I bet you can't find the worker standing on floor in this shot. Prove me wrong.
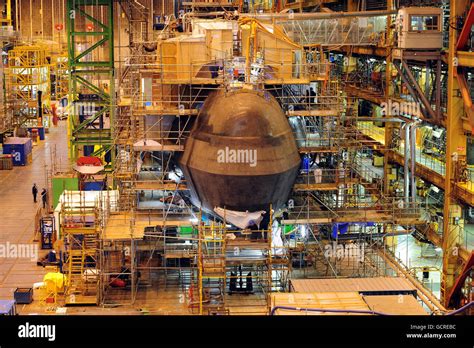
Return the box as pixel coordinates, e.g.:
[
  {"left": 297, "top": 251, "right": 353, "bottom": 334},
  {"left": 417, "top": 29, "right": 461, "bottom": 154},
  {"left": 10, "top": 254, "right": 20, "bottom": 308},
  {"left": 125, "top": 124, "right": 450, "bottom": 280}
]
[
  {"left": 32, "top": 184, "right": 38, "bottom": 203},
  {"left": 41, "top": 188, "right": 48, "bottom": 209}
]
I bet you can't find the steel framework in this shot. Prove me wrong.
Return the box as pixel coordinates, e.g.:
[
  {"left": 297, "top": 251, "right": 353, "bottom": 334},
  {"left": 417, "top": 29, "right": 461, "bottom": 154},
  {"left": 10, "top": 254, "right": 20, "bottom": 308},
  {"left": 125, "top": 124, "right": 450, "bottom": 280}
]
[{"left": 67, "top": 0, "right": 115, "bottom": 167}]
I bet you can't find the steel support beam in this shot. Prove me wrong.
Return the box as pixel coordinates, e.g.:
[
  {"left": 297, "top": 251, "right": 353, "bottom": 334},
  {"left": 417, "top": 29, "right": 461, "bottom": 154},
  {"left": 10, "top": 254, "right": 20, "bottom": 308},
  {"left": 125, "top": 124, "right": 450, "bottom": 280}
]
[
  {"left": 442, "top": 0, "right": 470, "bottom": 308},
  {"left": 400, "top": 59, "right": 438, "bottom": 120},
  {"left": 67, "top": 0, "right": 115, "bottom": 168},
  {"left": 383, "top": 0, "right": 394, "bottom": 196},
  {"left": 455, "top": 2, "right": 474, "bottom": 50}
]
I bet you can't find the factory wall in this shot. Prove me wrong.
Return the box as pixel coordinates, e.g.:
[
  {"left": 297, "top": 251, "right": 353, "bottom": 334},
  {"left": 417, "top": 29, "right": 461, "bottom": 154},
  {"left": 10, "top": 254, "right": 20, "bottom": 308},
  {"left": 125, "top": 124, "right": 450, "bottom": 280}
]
[
  {"left": 14, "top": 0, "right": 177, "bottom": 44},
  {"left": 16, "top": 0, "right": 66, "bottom": 41}
]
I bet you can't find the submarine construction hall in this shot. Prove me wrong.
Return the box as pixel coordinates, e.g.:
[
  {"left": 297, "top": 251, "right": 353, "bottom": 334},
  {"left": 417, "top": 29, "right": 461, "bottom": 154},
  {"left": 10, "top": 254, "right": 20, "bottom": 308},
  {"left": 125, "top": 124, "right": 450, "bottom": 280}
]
[{"left": 0, "top": 0, "right": 473, "bottom": 322}]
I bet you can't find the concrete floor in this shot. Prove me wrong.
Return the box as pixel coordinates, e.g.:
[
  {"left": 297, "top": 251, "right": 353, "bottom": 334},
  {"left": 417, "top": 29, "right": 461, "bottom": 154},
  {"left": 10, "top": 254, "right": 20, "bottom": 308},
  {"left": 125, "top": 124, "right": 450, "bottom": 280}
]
[
  {"left": 0, "top": 121, "right": 68, "bottom": 301},
  {"left": 392, "top": 234, "right": 442, "bottom": 299}
]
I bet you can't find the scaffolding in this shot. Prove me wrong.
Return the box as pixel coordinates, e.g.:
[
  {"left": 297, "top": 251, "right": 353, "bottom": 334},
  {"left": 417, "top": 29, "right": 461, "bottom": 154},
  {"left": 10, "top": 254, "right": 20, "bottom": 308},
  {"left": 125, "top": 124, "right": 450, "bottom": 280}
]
[
  {"left": 0, "top": 55, "right": 10, "bottom": 133},
  {"left": 7, "top": 44, "right": 51, "bottom": 129},
  {"left": 198, "top": 220, "right": 227, "bottom": 315},
  {"left": 95, "top": 13, "right": 431, "bottom": 313},
  {"left": 52, "top": 54, "right": 68, "bottom": 101},
  {"left": 60, "top": 191, "right": 101, "bottom": 305},
  {"left": 247, "top": 12, "right": 392, "bottom": 47}
]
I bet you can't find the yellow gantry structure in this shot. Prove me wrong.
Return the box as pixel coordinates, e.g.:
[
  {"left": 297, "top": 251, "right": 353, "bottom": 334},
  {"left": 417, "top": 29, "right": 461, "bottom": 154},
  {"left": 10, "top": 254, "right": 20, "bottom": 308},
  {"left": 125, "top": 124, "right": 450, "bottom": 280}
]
[
  {"left": 52, "top": 54, "right": 68, "bottom": 101},
  {"left": 7, "top": 44, "right": 51, "bottom": 128},
  {"left": 442, "top": 0, "right": 470, "bottom": 307},
  {"left": 0, "top": 0, "right": 11, "bottom": 25}
]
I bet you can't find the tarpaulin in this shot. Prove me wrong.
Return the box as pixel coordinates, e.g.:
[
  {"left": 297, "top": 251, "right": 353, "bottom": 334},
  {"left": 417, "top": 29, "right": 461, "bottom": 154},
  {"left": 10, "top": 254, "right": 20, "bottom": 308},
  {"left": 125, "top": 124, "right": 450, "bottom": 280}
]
[
  {"left": 332, "top": 222, "right": 375, "bottom": 238},
  {"left": 43, "top": 272, "right": 67, "bottom": 292},
  {"left": 76, "top": 156, "right": 102, "bottom": 166},
  {"left": 214, "top": 207, "right": 266, "bottom": 229}
]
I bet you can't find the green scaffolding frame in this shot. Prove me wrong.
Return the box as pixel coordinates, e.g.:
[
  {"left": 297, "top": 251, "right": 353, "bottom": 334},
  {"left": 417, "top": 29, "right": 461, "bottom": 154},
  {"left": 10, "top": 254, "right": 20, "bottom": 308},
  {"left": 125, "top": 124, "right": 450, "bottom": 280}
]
[{"left": 67, "top": 0, "right": 114, "bottom": 167}]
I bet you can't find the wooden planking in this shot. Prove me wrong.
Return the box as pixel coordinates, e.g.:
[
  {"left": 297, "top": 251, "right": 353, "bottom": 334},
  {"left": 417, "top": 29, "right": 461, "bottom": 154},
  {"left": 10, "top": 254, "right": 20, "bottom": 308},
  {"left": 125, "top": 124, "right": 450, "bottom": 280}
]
[
  {"left": 282, "top": 218, "right": 332, "bottom": 224},
  {"left": 363, "top": 295, "right": 428, "bottom": 315},
  {"left": 290, "top": 277, "right": 417, "bottom": 293},
  {"left": 135, "top": 181, "right": 188, "bottom": 191},
  {"left": 271, "top": 292, "right": 370, "bottom": 315}
]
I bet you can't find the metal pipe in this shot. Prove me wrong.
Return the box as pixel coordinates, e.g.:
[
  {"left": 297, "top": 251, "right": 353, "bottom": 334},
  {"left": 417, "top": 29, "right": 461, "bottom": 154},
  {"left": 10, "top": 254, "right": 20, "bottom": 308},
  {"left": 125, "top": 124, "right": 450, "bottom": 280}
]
[
  {"left": 394, "top": 63, "right": 427, "bottom": 119},
  {"left": 270, "top": 305, "right": 390, "bottom": 316},
  {"left": 38, "top": 91, "right": 43, "bottom": 127},
  {"left": 401, "top": 59, "right": 437, "bottom": 120},
  {"left": 404, "top": 123, "right": 410, "bottom": 203},
  {"left": 445, "top": 301, "right": 474, "bottom": 315},
  {"left": 410, "top": 122, "right": 420, "bottom": 204},
  {"left": 355, "top": 117, "right": 405, "bottom": 123},
  {"left": 6, "top": 0, "right": 11, "bottom": 24},
  {"left": 187, "top": 9, "right": 398, "bottom": 20},
  {"left": 435, "top": 59, "right": 442, "bottom": 119},
  {"left": 29, "top": 0, "right": 32, "bottom": 38},
  {"left": 244, "top": 9, "right": 398, "bottom": 20}
]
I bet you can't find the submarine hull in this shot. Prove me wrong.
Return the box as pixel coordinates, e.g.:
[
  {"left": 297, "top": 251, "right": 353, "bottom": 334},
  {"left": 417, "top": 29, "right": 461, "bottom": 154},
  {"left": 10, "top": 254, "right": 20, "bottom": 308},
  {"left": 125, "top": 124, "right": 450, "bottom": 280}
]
[{"left": 179, "top": 89, "right": 300, "bottom": 213}]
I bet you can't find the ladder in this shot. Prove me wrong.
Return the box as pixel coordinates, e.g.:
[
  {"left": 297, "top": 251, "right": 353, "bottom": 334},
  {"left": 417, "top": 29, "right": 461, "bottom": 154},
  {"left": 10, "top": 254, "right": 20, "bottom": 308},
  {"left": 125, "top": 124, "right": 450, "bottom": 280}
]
[{"left": 198, "top": 221, "right": 228, "bottom": 315}]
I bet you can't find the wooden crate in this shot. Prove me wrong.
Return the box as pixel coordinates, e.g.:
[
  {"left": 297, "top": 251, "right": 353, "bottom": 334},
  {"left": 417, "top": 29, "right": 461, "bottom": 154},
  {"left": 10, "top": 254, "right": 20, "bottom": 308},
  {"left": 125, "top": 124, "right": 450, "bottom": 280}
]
[{"left": 0, "top": 155, "right": 13, "bottom": 170}]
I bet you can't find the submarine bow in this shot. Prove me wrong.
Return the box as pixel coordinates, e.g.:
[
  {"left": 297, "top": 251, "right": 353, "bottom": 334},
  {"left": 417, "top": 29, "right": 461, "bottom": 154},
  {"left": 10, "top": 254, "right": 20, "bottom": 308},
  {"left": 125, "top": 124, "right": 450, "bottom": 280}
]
[{"left": 179, "top": 88, "right": 300, "bottom": 214}]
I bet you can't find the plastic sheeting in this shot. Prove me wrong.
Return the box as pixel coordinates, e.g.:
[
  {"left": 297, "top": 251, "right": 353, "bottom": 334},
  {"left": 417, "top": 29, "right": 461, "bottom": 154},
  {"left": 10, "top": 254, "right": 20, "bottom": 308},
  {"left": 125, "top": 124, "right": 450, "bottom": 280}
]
[
  {"left": 74, "top": 156, "right": 104, "bottom": 174},
  {"left": 73, "top": 165, "right": 105, "bottom": 174},
  {"left": 271, "top": 221, "right": 284, "bottom": 256},
  {"left": 43, "top": 272, "right": 67, "bottom": 292},
  {"left": 214, "top": 207, "right": 266, "bottom": 229}
]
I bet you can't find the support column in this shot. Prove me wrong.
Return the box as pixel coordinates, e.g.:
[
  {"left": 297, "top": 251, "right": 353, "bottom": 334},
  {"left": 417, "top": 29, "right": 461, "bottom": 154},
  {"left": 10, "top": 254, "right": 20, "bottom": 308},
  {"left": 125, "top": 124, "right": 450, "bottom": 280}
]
[
  {"left": 442, "top": 0, "right": 469, "bottom": 306},
  {"left": 67, "top": 0, "right": 115, "bottom": 168},
  {"left": 383, "top": 0, "right": 394, "bottom": 196}
]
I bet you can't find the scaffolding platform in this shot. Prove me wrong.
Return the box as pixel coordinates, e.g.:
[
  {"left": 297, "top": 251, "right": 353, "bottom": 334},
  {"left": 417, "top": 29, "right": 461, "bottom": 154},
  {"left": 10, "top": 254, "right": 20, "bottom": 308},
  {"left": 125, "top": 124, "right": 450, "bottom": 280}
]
[
  {"left": 270, "top": 292, "right": 371, "bottom": 315},
  {"left": 135, "top": 181, "right": 188, "bottom": 191},
  {"left": 298, "top": 146, "right": 339, "bottom": 153},
  {"left": 133, "top": 108, "right": 199, "bottom": 116},
  {"left": 294, "top": 180, "right": 360, "bottom": 191},
  {"left": 287, "top": 109, "right": 340, "bottom": 117},
  {"left": 103, "top": 213, "right": 194, "bottom": 241},
  {"left": 132, "top": 144, "right": 185, "bottom": 152},
  {"left": 289, "top": 277, "right": 417, "bottom": 294},
  {"left": 183, "top": 1, "right": 238, "bottom": 7}
]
